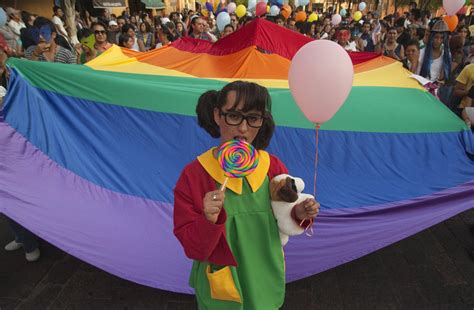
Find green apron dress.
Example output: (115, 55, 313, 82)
(189, 178, 285, 310)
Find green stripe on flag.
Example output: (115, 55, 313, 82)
(8, 58, 466, 133)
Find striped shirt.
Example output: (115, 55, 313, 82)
(25, 45, 76, 64)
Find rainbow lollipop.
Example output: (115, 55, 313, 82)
(217, 139, 259, 190)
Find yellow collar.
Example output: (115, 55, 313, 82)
(197, 147, 270, 195)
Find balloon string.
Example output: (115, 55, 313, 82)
(300, 123, 320, 237)
(313, 123, 320, 198)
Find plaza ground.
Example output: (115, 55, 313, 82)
(1, 209, 474, 309)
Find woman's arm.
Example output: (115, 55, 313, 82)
(454, 81, 469, 97)
(399, 45, 405, 60)
(173, 168, 231, 263)
(462, 97, 472, 127)
(137, 38, 146, 52)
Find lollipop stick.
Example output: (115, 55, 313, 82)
(220, 177, 229, 191)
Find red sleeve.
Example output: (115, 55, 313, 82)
(173, 162, 237, 266)
(268, 154, 289, 179)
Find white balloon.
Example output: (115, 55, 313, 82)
(443, 0, 464, 15)
(358, 2, 366, 11)
(270, 5, 280, 16)
(216, 12, 231, 31)
(248, 0, 257, 11)
(331, 13, 342, 26)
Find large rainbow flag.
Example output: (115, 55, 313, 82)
(1, 19, 473, 293)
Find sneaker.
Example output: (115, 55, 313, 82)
(25, 248, 40, 262)
(4, 240, 22, 251)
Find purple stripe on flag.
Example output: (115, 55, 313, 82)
(1, 122, 473, 293)
(284, 179, 474, 282)
(0, 122, 193, 293)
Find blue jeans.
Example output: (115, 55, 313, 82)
(6, 218, 39, 253)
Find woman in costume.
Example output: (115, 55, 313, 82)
(417, 20, 452, 82)
(173, 81, 319, 309)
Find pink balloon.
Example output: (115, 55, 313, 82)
(331, 13, 342, 25)
(256, 1, 267, 16)
(227, 2, 236, 14)
(443, 0, 464, 15)
(288, 40, 354, 124)
(458, 5, 468, 14)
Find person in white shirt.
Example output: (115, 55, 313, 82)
(337, 28, 357, 52)
(5, 7, 25, 38)
(52, 6, 69, 40)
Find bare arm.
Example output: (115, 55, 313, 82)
(454, 82, 469, 97)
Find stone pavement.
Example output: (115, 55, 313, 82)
(1, 209, 474, 310)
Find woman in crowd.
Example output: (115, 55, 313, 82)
(418, 20, 451, 83)
(379, 27, 404, 60)
(402, 39, 420, 73)
(137, 21, 154, 51)
(118, 33, 134, 49)
(221, 24, 234, 38)
(25, 17, 76, 64)
(176, 21, 186, 37)
(456, 25, 471, 57)
(122, 23, 143, 51)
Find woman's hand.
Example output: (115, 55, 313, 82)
(74, 43, 83, 55)
(294, 198, 320, 221)
(466, 119, 472, 128)
(203, 190, 225, 224)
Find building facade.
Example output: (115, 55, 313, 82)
(1, 0, 197, 18)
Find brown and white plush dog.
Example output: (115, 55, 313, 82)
(270, 174, 314, 246)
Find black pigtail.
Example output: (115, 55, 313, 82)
(196, 90, 221, 138)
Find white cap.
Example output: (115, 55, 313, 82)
(109, 20, 118, 26)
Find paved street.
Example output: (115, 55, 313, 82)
(1, 209, 474, 310)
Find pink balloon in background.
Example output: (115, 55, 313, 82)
(443, 0, 464, 15)
(288, 40, 354, 124)
(227, 2, 236, 14)
(256, 1, 267, 16)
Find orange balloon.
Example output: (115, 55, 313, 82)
(443, 15, 459, 32)
(281, 4, 292, 19)
(295, 11, 307, 22)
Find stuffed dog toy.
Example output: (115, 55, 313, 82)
(270, 174, 314, 246)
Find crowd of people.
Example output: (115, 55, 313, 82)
(0, 3, 473, 127)
(0, 3, 474, 262)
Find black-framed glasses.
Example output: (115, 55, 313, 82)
(94, 30, 107, 35)
(220, 111, 266, 128)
